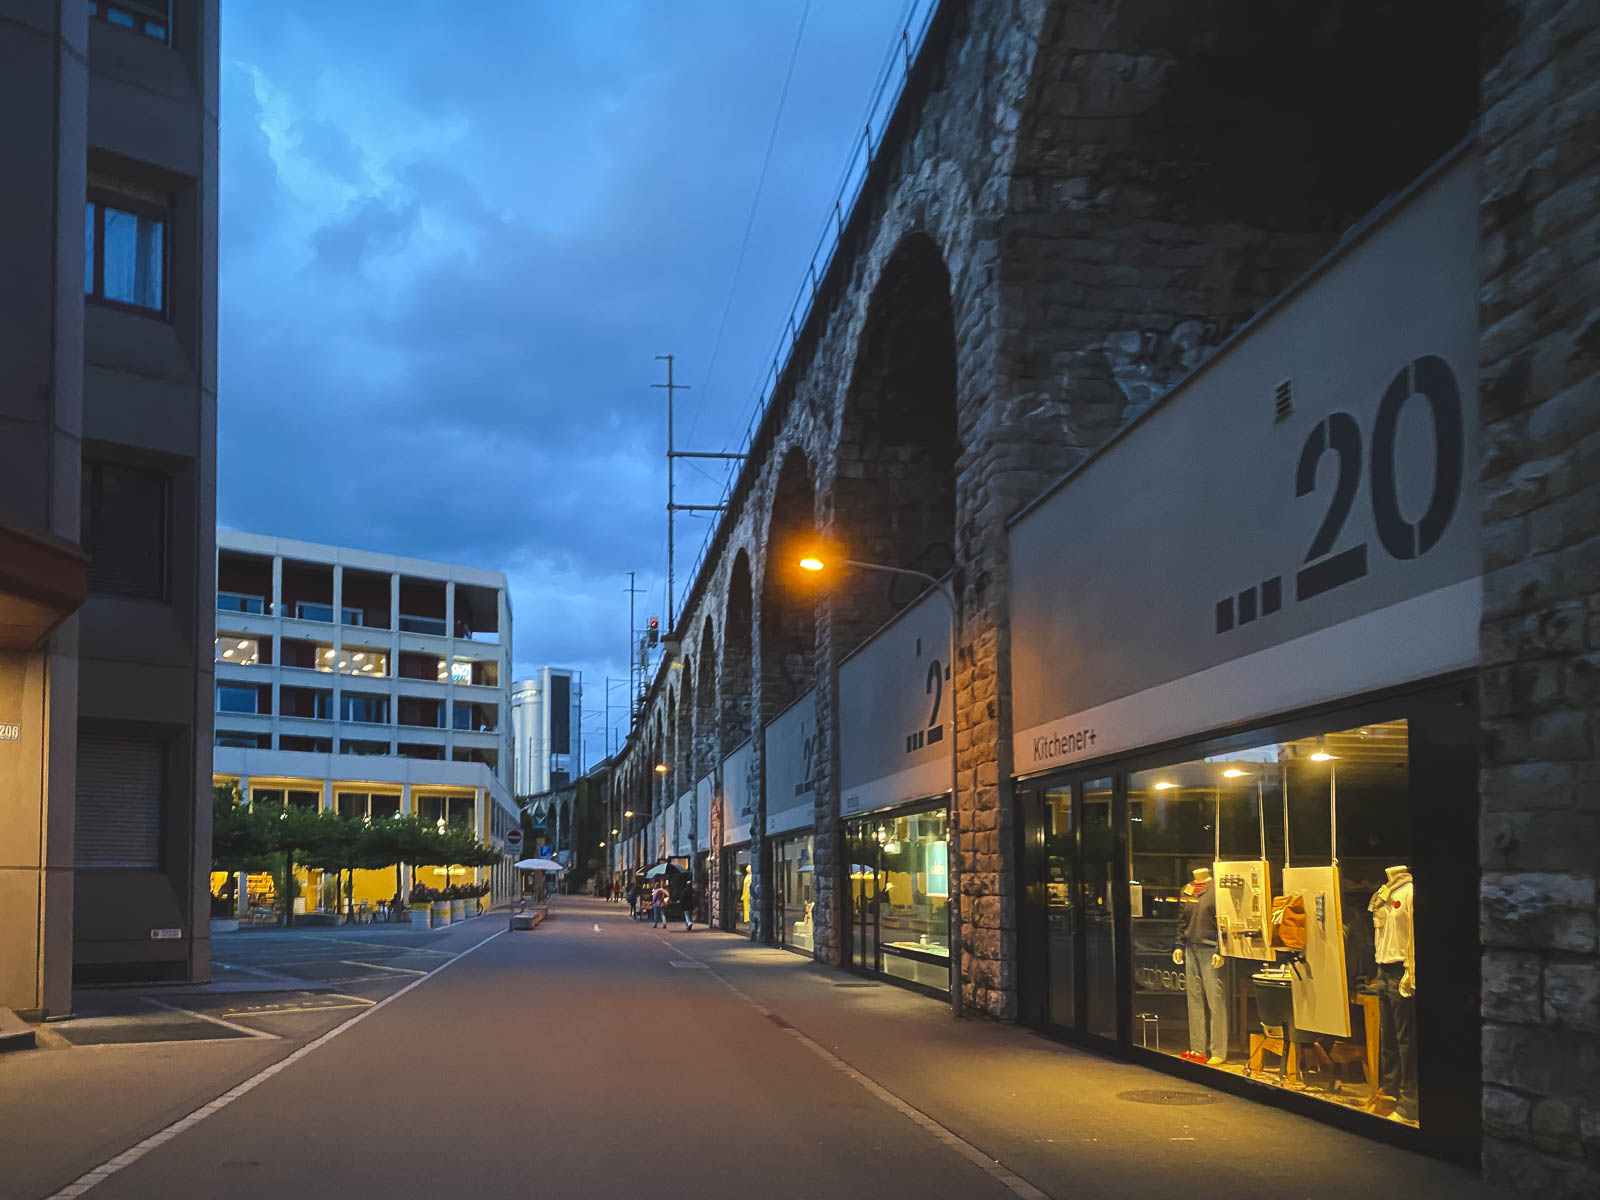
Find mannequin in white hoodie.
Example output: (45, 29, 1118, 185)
(1369, 865, 1416, 1122)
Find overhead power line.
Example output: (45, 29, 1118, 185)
(687, 0, 813, 447)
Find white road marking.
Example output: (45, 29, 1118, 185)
(336, 960, 427, 976)
(655, 935, 1052, 1200)
(139, 997, 278, 1040)
(44, 926, 506, 1199)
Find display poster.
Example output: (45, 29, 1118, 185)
(838, 591, 952, 817)
(721, 740, 753, 847)
(673, 790, 692, 857)
(1009, 152, 1481, 775)
(1214, 859, 1275, 963)
(696, 773, 712, 849)
(1283, 865, 1351, 1037)
(763, 690, 817, 835)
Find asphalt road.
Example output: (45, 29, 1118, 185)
(4, 899, 1503, 1200)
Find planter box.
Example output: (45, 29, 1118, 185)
(449, 900, 465, 921)
(433, 900, 451, 925)
(409, 906, 431, 927)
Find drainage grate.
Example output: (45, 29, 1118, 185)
(833, 982, 877, 988)
(1273, 378, 1294, 421)
(1116, 1089, 1219, 1107)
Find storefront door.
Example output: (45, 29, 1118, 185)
(849, 844, 879, 973)
(1025, 779, 1118, 1037)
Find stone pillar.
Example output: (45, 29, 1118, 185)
(1476, 3, 1600, 1191)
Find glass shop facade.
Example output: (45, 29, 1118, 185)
(720, 740, 756, 936)
(838, 590, 957, 997)
(1006, 151, 1482, 1164)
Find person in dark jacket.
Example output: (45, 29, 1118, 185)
(679, 881, 697, 932)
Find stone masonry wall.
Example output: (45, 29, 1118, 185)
(614, 0, 1486, 1028)
(1476, 1, 1600, 1192)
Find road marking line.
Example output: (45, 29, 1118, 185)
(654, 936, 1051, 1200)
(44, 925, 506, 1199)
(337, 959, 426, 976)
(139, 997, 279, 1040)
(227, 1004, 373, 1016)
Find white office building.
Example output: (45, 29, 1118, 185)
(210, 531, 520, 906)
(511, 667, 582, 797)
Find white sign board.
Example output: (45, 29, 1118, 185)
(763, 691, 816, 835)
(721, 741, 753, 846)
(1009, 153, 1481, 775)
(838, 591, 951, 817)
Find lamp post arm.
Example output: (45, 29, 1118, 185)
(837, 559, 954, 607)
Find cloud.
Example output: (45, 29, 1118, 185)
(218, 1, 913, 762)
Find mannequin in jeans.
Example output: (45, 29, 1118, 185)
(1174, 866, 1228, 1065)
(1370, 864, 1417, 1122)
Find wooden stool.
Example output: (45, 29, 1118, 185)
(1248, 1029, 1299, 1082)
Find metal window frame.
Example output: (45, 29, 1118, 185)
(85, 187, 171, 318)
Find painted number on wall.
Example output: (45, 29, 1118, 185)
(1217, 354, 1464, 634)
(0, 723, 19, 741)
(905, 658, 947, 754)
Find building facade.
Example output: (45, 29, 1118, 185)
(511, 666, 582, 796)
(210, 531, 519, 908)
(1, 0, 219, 1012)
(592, 1, 1599, 1192)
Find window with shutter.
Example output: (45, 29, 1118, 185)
(76, 734, 165, 868)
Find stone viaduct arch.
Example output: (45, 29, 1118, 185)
(599, 0, 1482, 1016)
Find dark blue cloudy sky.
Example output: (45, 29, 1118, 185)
(218, 2, 914, 764)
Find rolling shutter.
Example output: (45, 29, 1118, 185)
(76, 734, 164, 868)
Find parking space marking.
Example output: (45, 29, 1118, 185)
(338, 960, 426, 976)
(140, 997, 279, 1041)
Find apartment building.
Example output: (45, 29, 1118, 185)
(511, 666, 582, 796)
(210, 531, 520, 908)
(1, 0, 219, 1012)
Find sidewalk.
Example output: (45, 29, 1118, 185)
(615, 898, 1501, 1200)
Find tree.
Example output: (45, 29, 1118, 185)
(363, 814, 433, 901)
(211, 785, 276, 874)
(273, 805, 341, 927)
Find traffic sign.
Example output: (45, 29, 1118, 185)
(506, 828, 523, 849)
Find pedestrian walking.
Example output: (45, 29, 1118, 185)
(611, 878, 622, 904)
(651, 882, 667, 928)
(680, 881, 697, 932)
(626, 883, 638, 918)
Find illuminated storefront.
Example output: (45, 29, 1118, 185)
(846, 803, 950, 995)
(1006, 152, 1480, 1161)
(773, 832, 815, 954)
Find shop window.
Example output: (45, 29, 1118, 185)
(85, 187, 167, 312)
(845, 805, 951, 995)
(776, 834, 815, 954)
(1127, 720, 1415, 1126)
(82, 459, 167, 599)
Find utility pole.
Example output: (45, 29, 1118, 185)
(654, 354, 745, 631)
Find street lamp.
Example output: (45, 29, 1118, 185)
(797, 551, 964, 1019)
(654, 763, 669, 775)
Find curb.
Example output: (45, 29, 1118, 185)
(0, 1006, 37, 1054)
